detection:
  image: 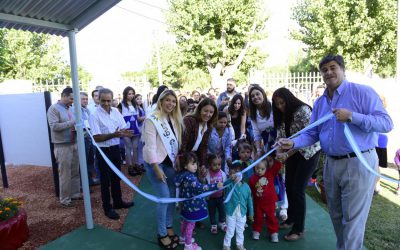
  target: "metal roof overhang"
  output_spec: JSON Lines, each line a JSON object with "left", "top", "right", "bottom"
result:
{"left": 0, "top": 0, "right": 121, "bottom": 36}
{"left": 0, "top": 0, "right": 123, "bottom": 230}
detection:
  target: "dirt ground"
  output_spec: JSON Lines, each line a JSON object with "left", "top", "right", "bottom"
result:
{"left": 0, "top": 165, "right": 141, "bottom": 249}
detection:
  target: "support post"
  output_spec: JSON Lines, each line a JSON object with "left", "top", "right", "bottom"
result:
{"left": 68, "top": 29, "right": 94, "bottom": 229}
{"left": 44, "top": 91, "right": 59, "bottom": 196}
{"left": 0, "top": 131, "right": 8, "bottom": 188}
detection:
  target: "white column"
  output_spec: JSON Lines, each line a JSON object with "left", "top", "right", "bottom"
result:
{"left": 68, "top": 29, "right": 94, "bottom": 229}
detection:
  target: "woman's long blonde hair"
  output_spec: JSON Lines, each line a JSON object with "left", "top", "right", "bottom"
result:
{"left": 154, "top": 89, "right": 183, "bottom": 145}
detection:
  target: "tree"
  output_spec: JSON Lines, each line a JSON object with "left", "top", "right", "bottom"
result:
{"left": 166, "top": 0, "right": 268, "bottom": 87}
{"left": 0, "top": 29, "right": 92, "bottom": 82}
{"left": 122, "top": 43, "right": 211, "bottom": 91}
{"left": 292, "top": 0, "right": 397, "bottom": 77}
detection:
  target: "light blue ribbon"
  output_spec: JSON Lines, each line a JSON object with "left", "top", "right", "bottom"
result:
{"left": 223, "top": 113, "right": 335, "bottom": 203}
{"left": 85, "top": 126, "right": 229, "bottom": 203}
{"left": 82, "top": 111, "right": 398, "bottom": 205}
{"left": 344, "top": 124, "right": 399, "bottom": 184}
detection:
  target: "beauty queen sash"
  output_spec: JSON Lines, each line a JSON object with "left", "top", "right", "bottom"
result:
{"left": 148, "top": 114, "right": 179, "bottom": 164}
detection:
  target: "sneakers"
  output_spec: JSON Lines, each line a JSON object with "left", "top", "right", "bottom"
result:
{"left": 184, "top": 243, "right": 202, "bottom": 250}
{"left": 179, "top": 236, "right": 195, "bottom": 245}
{"left": 236, "top": 245, "right": 246, "bottom": 250}
{"left": 218, "top": 222, "right": 227, "bottom": 232}
{"left": 222, "top": 246, "right": 231, "bottom": 250}
{"left": 211, "top": 225, "right": 218, "bottom": 234}
{"left": 279, "top": 209, "right": 288, "bottom": 221}
{"left": 252, "top": 231, "right": 260, "bottom": 240}
{"left": 270, "top": 233, "right": 279, "bottom": 243}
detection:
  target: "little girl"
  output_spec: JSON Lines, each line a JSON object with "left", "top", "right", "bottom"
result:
{"left": 207, "top": 112, "right": 233, "bottom": 173}
{"left": 205, "top": 154, "right": 227, "bottom": 234}
{"left": 223, "top": 162, "right": 254, "bottom": 250}
{"left": 175, "top": 152, "right": 223, "bottom": 250}
{"left": 248, "top": 155, "right": 282, "bottom": 243}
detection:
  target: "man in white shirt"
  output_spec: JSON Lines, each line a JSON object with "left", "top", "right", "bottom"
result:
{"left": 89, "top": 88, "right": 134, "bottom": 220}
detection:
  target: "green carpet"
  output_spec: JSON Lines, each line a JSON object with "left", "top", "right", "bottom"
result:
{"left": 42, "top": 177, "right": 341, "bottom": 250}
{"left": 40, "top": 225, "right": 159, "bottom": 250}
{"left": 121, "top": 177, "right": 337, "bottom": 250}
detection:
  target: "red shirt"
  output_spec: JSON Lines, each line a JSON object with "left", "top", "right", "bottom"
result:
{"left": 248, "top": 161, "right": 282, "bottom": 205}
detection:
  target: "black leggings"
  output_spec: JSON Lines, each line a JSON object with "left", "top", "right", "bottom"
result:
{"left": 285, "top": 151, "right": 320, "bottom": 233}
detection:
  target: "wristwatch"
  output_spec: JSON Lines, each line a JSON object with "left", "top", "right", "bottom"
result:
{"left": 346, "top": 112, "right": 353, "bottom": 123}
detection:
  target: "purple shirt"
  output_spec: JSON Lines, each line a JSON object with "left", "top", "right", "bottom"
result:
{"left": 293, "top": 80, "right": 393, "bottom": 156}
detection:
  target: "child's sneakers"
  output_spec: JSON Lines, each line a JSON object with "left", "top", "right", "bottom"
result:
{"left": 184, "top": 243, "right": 202, "bottom": 250}
{"left": 179, "top": 236, "right": 195, "bottom": 245}
{"left": 211, "top": 225, "right": 218, "bottom": 234}
{"left": 218, "top": 222, "right": 227, "bottom": 232}
{"left": 252, "top": 231, "right": 260, "bottom": 240}
{"left": 270, "top": 233, "right": 279, "bottom": 243}
{"left": 279, "top": 208, "right": 288, "bottom": 221}
{"left": 236, "top": 245, "right": 246, "bottom": 250}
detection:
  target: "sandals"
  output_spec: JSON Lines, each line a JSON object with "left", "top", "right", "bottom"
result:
{"left": 279, "top": 221, "right": 293, "bottom": 229}
{"left": 167, "top": 227, "right": 179, "bottom": 245}
{"left": 158, "top": 235, "right": 178, "bottom": 249}
{"left": 284, "top": 231, "right": 304, "bottom": 241}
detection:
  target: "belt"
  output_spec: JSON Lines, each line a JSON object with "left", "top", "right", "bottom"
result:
{"left": 328, "top": 148, "right": 374, "bottom": 160}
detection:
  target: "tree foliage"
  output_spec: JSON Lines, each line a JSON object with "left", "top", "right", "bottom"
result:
{"left": 292, "top": 0, "right": 397, "bottom": 76}
{"left": 122, "top": 43, "right": 211, "bottom": 90}
{"left": 166, "top": 0, "right": 268, "bottom": 87}
{"left": 0, "top": 29, "right": 92, "bottom": 82}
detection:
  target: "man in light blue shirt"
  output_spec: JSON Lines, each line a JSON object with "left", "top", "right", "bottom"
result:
{"left": 277, "top": 55, "right": 393, "bottom": 249}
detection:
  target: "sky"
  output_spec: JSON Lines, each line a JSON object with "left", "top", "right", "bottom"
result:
{"left": 62, "top": 0, "right": 299, "bottom": 86}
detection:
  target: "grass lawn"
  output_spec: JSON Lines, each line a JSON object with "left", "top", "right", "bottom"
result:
{"left": 306, "top": 165, "right": 400, "bottom": 250}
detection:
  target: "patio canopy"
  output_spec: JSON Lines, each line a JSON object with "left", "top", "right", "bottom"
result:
{"left": 0, "top": 0, "right": 123, "bottom": 230}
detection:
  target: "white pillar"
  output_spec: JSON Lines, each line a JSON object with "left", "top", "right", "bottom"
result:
{"left": 68, "top": 29, "right": 94, "bottom": 229}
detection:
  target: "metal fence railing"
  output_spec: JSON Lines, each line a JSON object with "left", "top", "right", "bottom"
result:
{"left": 32, "top": 79, "right": 89, "bottom": 95}
{"left": 30, "top": 72, "right": 324, "bottom": 104}
{"left": 250, "top": 71, "right": 324, "bottom": 104}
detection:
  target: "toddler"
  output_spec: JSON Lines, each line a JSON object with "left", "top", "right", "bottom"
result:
{"left": 232, "top": 142, "right": 254, "bottom": 182}
{"left": 223, "top": 162, "right": 254, "bottom": 250}
{"left": 175, "top": 152, "right": 223, "bottom": 250}
{"left": 205, "top": 154, "right": 227, "bottom": 234}
{"left": 248, "top": 156, "right": 282, "bottom": 243}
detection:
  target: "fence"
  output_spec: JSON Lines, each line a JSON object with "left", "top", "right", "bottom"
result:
{"left": 32, "top": 79, "right": 90, "bottom": 94}
{"left": 250, "top": 71, "right": 324, "bottom": 104}
{"left": 30, "top": 72, "right": 323, "bottom": 104}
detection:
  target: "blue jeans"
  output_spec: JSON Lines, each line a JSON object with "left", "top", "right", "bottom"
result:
{"left": 144, "top": 162, "right": 176, "bottom": 237}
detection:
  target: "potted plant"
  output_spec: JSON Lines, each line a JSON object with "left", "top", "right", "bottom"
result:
{"left": 0, "top": 197, "right": 29, "bottom": 250}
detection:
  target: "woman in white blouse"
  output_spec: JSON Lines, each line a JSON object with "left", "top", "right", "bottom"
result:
{"left": 248, "top": 85, "right": 276, "bottom": 158}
